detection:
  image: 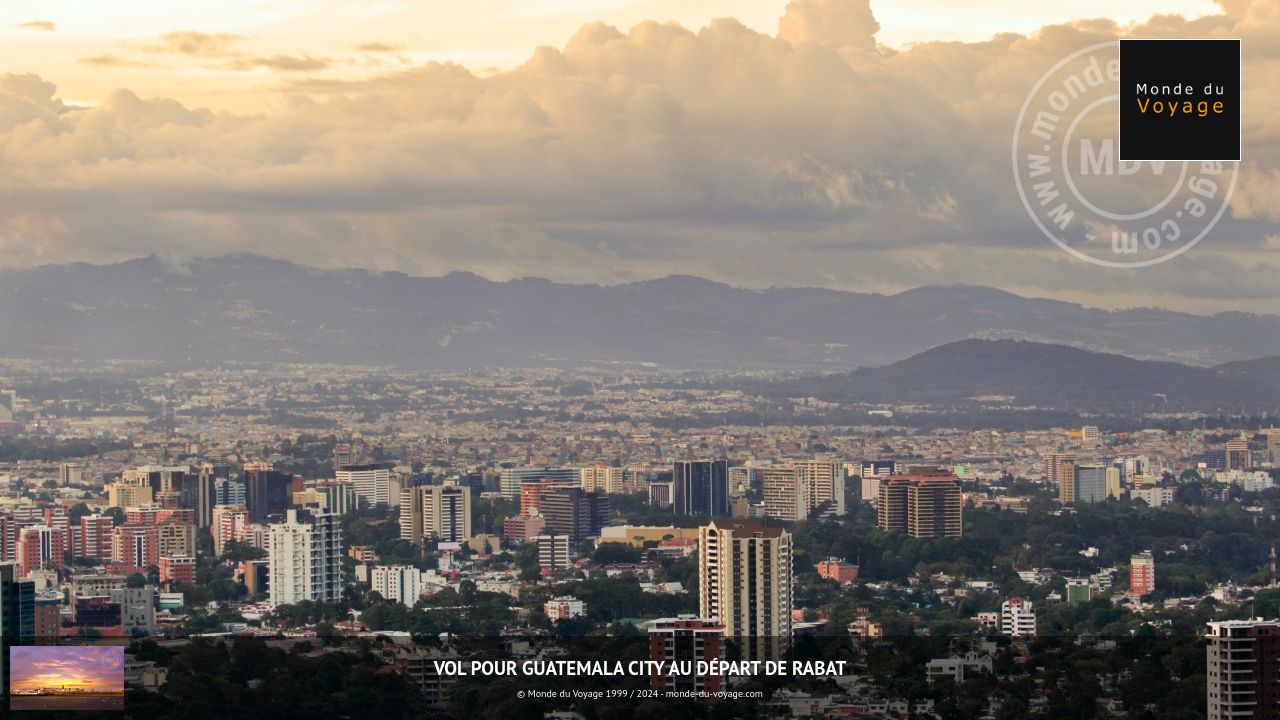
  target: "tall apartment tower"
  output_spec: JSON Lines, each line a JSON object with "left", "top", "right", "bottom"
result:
{"left": 579, "top": 465, "right": 624, "bottom": 494}
{"left": 1206, "top": 620, "right": 1280, "bottom": 720}
{"left": 1045, "top": 453, "right": 1078, "bottom": 503}
{"left": 337, "top": 462, "right": 394, "bottom": 509}
{"left": 698, "top": 520, "right": 793, "bottom": 662}
{"left": 1130, "top": 551, "right": 1156, "bottom": 597}
{"left": 760, "top": 461, "right": 847, "bottom": 520}
{"left": 401, "top": 481, "right": 473, "bottom": 544}
{"left": 268, "top": 509, "right": 343, "bottom": 606}
{"left": 674, "top": 460, "right": 729, "bottom": 516}
{"left": 760, "top": 466, "right": 810, "bottom": 521}
{"left": 877, "top": 470, "right": 963, "bottom": 538}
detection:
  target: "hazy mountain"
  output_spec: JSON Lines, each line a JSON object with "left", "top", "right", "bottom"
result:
{"left": 776, "top": 339, "right": 1280, "bottom": 413}
{"left": 2, "top": 254, "right": 1279, "bottom": 370}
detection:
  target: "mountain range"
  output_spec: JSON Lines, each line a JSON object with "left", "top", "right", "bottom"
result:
{"left": 2, "top": 254, "right": 1279, "bottom": 370}
{"left": 774, "top": 339, "right": 1280, "bottom": 413}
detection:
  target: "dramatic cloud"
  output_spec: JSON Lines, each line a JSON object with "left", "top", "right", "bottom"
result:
{"left": 144, "top": 31, "right": 243, "bottom": 58}
{"left": 18, "top": 21, "right": 56, "bottom": 32}
{"left": 1, "top": 0, "right": 1279, "bottom": 312}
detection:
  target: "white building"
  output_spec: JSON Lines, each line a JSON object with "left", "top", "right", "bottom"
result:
{"left": 543, "top": 596, "right": 586, "bottom": 619}
{"left": 1000, "top": 597, "right": 1036, "bottom": 637}
{"left": 401, "top": 481, "right": 473, "bottom": 544}
{"left": 268, "top": 509, "right": 343, "bottom": 606}
{"left": 579, "top": 466, "right": 624, "bottom": 494}
{"left": 337, "top": 463, "right": 393, "bottom": 509}
{"left": 371, "top": 565, "right": 424, "bottom": 606}
{"left": 925, "top": 652, "right": 993, "bottom": 684}
{"left": 699, "top": 520, "right": 793, "bottom": 661}
{"left": 1132, "top": 487, "right": 1175, "bottom": 508}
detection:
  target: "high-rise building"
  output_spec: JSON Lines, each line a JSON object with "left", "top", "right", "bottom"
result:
{"left": 1000, "top": 597, "right": 1036, "bottom": 637}
{"left": 268, "top": 509, "right": 343, "bottom": 606}
{"left": 760, "top": 462, "right": 846, "bottom": 520}
{"left": 108, "top": 482, "right": 154, "bottom": 508}
{"left": 647, "top": 616, "right": 725, "bottom": 693}
{"left": 211, "top": 504, "right": 251, "bottom": 556}
{"left": 337, "top": 463, "right": 395, "bottom": 508}
{"left": 59, "top": 462, "right": 85, "bottom": 487}
{"left": 794, "top": 461, "right": 846, "bottom": 517}
{"left": 540, "top": 487, "right": 610, "bottom": 544}
{"left": 129, "top": 465, "right": 190, "bottom": 497}
{"left": 1074, "top": 464, "right": 1108, "bottom": 504}
{"left": 371, "top": 565, "right": 424, "bottom": 606}
{"left": 157, "top": 522, "right": 195, "bottom": 559}
{"left": 1266, "top": 430, "right": 1280, "bottom": 465}
{"left": 1105, "top": 467, "right": 1123, "bottom": 499}
{"left": 648, "top": 481, "right": 674, "bottom": 508}
{"left": 244, "top": 461, "right": 295, "bottom": 522}
{"left": 728, "top": 466, "right": 761, "bottom": 499}
{"left": 876, "top": 470, "right": 963, "bottom": 538}
{"left": 401, "top": 481, "right": 473, "bottom": 544}
{"left": 17, "top": 525, "right": 64, "bottom": 576}
{"left": 1206, "top": 620, "right": 1280, "bottom": 720}
{"left": 111, "top": 524, "right": 159, "bottom": 569}
{"left": 159, "top": 555, "right": 195, "bottom": 585}
{"left": 859, "top": 461, "right": 896, "bottom": 504}
{"left": 195, "top": 463, "right": 234, "bottom": 529}
{"left": 579, "top": 465, "right": 624, "bottom": 494}
{"left": 1045, "top": 453, "right": 1078, "bottom": 503}
{"left": 536, "top": 534, "right": 572, "bottom": 576}
{"left": 760, "top": 466, "right": 809, "bottom": 521}
{"left": 1130, "top": 551, "right": 1155, "bottom": 597}
{"left": 1226, "top": 436, "right": 1251, "bottom": 472}
{"left": 1081, "top": 425, "right": 1101, "bottom": 445}
{"left": 698, "top": 520, "right": 792, "bottom": 662}
{"left": 0, "top": 563, "right": 36, "bottom": 691}
{"left": 499, "top": 467, "right": 580, "bottom": 500}
{"left": 78, "top": 515, "right": 115, "bottom": 563}
{"left": 674, "top": 460, "right": 729, "bottom": 516}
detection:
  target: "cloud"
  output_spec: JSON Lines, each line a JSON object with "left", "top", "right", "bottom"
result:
{"left": 18, "top": 21, "right": 56, "bottom": 32}
{"left": 778, "top": 0, "right": 880, "bottom": 50}
{"left": 354, "top": 42, "right": 406, "bottom": 53}
{"left": 77, "top": 54, "right": 159, "bottom": 69}
{"left": 1, "top": 1, "right": 1280, "bottom": 312}
{"left": 144, "top": 31, "right": 243, "bottom": 57}
{"left": 226, "top": 55, "right": 332, "bottom": 72}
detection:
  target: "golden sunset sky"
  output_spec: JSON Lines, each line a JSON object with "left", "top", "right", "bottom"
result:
{"left": 1, "top": 0, "right": 1277, "bottom": 313}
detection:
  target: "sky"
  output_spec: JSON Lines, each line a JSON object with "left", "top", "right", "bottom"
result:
{"left": 9, "top": 646, "right": 125, "bottom": 692}
{"left": 1, "top": 0, "right": 1278, "bottom": 314}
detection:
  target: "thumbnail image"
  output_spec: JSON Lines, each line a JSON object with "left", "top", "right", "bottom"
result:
{"left": 9, "top": 646, "right": 124, "bottom": 712}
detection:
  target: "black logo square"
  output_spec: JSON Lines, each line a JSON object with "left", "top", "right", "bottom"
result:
{"left": 1119, "top": 39, "right": 1240, "bottom": 161}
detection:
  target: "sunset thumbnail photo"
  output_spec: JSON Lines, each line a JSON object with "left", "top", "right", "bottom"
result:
{"left": 9, "top": 646, "right": 124, "bottom": 711}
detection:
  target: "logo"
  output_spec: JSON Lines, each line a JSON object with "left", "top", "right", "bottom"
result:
{"left": 1012, "top": 41, "right": 1237, "bottom": 268}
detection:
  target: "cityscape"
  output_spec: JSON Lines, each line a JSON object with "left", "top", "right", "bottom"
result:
{"left": 3, "top": 0, "right": 1280, "bottom": 718}
{"left": 0, "top": 356, "right": 1278, "bottom": 718}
